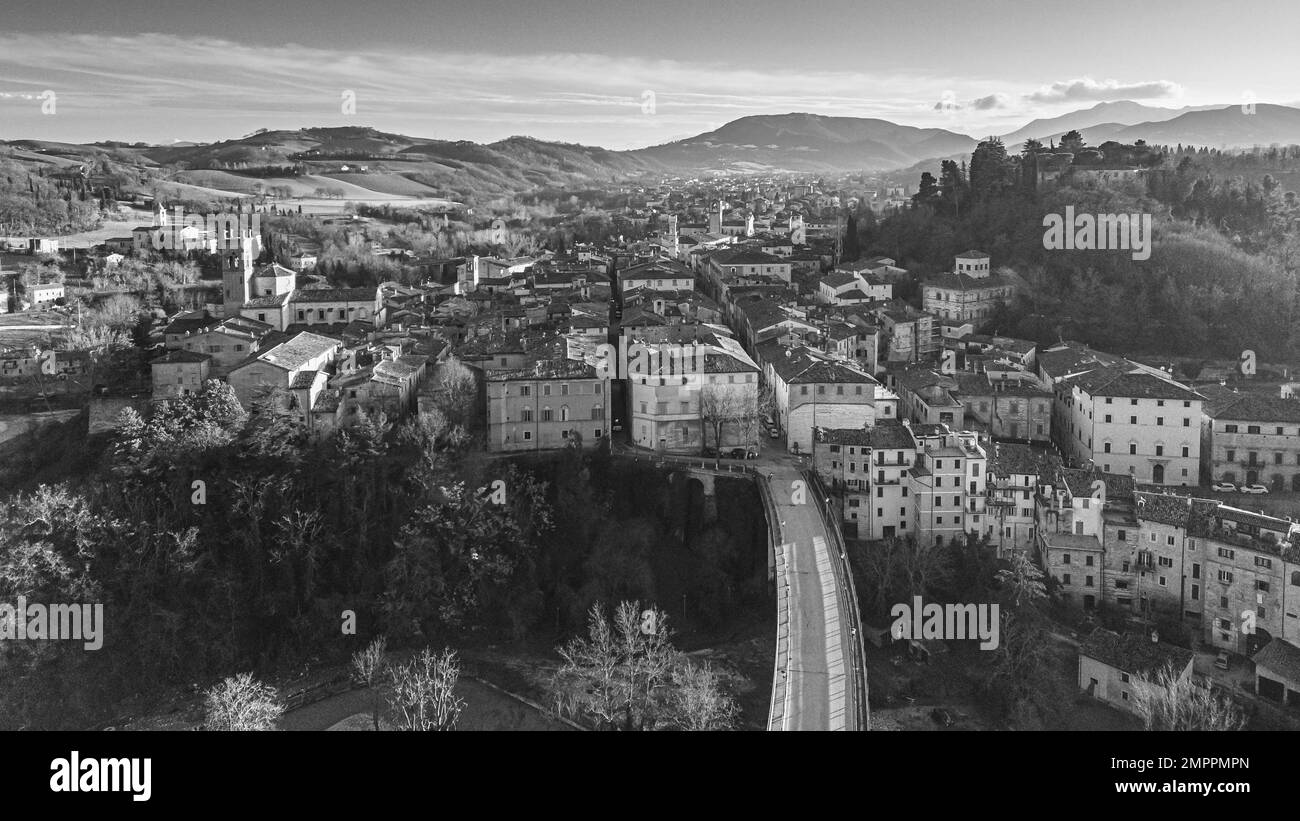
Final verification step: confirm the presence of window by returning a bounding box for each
[1129,443,1137,455]
[1220,596,1229,609]
[1155,445,1164,456]
[1182,446,1189,458]
[1193,563,1200,579]
[1158,556,1173,568]
[522,430,532,441]
[1062,573,1072,585]
[1086,555,1095,567]
[1191,584,1199,600]
[1120,672,1130,683]
[1218,547,1235,560]
[1226,449,1236,462]
[1063,554,1072,565]
[1257,580,1271,592]
[1104,442,1112,453]
[520,407,533,422]
[1218,570,1234,583]
[519,385,531,397]
[1248,425,1261,435]
[1225,424,1239,433]
[1085,575,1094,587]
[1255,556,1273,569]
[1130,416,1138,425]
[1117,529,1127,541]
[541,407,553,422]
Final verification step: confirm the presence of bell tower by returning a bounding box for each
[222,243,255,318]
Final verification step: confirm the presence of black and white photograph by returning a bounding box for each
[0,0,1294,804]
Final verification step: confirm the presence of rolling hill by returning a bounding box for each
[631,112,978,172]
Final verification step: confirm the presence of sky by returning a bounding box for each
[1,0,1297,148]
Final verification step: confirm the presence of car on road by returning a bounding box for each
[1240,484,1270,494]
[1215,650,1231,670]
[728,447,757,460]
[1211,482,1237,493]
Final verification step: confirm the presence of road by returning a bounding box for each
[767,462,855,730]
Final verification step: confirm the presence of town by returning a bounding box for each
[1,140,1297,735]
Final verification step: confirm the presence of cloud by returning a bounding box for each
[934,91,1011,112]
[0,32,993,147]
[1025,77,1182,103]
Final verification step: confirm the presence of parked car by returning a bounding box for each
[1215,650,1231,670]
[768,427,781,439]
[729,447,758,460]
[1211,482,1237,493]
[1240,484,1270,494]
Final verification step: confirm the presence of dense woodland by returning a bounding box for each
[855,135,1300,363]
[0,383,767,729]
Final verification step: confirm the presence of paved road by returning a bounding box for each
[767,463,855,730]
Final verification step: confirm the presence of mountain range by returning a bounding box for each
[5,102,1300,201]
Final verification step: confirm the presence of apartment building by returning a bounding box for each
[1202,391,1300,491]
[1053,364,1202,486]
[814,419,918,541]
[486,358,608,452]
[764,344,880,454]
[908,424,987,548]
[986,442,1059,558]
[625,333,759,453]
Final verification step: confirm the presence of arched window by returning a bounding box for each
[560,405,569,422]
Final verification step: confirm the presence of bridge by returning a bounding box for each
[610,449,868,731]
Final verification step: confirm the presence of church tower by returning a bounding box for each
[222,243,255,318]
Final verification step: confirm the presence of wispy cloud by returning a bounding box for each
[1025,77,1182,103]
[0,34,1200,148]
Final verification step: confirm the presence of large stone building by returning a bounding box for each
[1202,391,1300,491]
[485,358,608,452]
[922,251,1016,323]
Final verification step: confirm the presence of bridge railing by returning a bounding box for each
[802,468,870,731]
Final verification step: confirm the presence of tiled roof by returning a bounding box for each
[1079,630,1195,677]
[150,349,211,365]
[1252,639,1300,683]
[292,287,378,303]
[1134,491,1191,527]
[1208,393,1300,423]
[989,442,1059,478]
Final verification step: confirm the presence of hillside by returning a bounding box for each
[632,112,978,172]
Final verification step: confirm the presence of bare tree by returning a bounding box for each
[699,384,752,453]
[388,647,465,731]
[1132,662,1247,731]
[351,636,389,730]
[553,600,678,730]
[202,672,283,731]
[668,660,739,730]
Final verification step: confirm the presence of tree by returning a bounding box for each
[203,673,283,730]
[699,384,753,454]
[996,549,1047,608]
[1059,130,1086,152]
[350,635,389,731]
[1132,662,1246,731]
[668,660,739,730]
[388,647,465,731]
[842,214,860,262]
[552,600,677,730]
